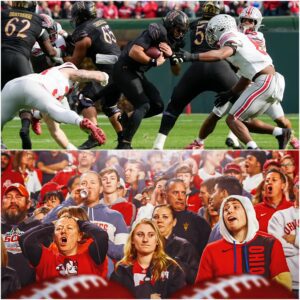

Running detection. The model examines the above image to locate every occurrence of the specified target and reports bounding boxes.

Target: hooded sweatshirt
[196,195,290,287]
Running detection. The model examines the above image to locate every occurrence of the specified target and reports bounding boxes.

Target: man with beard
[1,183,49,287]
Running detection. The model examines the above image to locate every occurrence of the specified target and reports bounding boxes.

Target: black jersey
[72,18,121,64]
[190,18,218,53]
[1,9,44,59]
[119,23,180,73]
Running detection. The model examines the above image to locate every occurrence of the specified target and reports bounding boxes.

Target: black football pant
[113,61,164,142]
[159,60,238,135]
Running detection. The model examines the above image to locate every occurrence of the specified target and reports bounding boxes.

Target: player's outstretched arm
[61,68,109,86]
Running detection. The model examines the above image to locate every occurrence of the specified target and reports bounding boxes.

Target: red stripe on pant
[234,75,272,119]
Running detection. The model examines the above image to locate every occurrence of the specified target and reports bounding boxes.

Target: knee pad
[102,105,121,118]
[77,93,95,114]
[19,110,32,120]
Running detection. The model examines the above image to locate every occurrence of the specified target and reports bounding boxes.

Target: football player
[153,1,239,150]
[30,14,77,150]
[1,1,62,149]
[1,62,108,147]
[63,1,122,149]
[180,14,291,150]
[225,6,299,149]
[113,9,189,149]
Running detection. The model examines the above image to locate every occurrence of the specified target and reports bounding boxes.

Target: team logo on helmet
[202,1,222,19]
[163,10,190,41]
[238,6,263,32]
[71,1,97,27]
[206,14,237,47]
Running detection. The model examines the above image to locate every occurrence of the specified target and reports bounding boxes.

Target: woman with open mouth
[19,213,108,281]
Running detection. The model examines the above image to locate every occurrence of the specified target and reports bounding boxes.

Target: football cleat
[116,141,132,149]
[289,137,299,149]
[78,136,100,150]
[225,137,244,149]
[79,118,106,147]
[184,140,204,150]
[276,128,291,149]
[31,117,42,135]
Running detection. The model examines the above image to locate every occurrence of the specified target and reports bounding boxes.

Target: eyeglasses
[281,163,293,167]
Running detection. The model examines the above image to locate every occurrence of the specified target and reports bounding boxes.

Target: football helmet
[163,10,190,41]
[71,1,97,27]
[40,14,58,43]
[238,6,263,32]
[206,14,237,47]
[202,1,222,19]
[11,1,37,12]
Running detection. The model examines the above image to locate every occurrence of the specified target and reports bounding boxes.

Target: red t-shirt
[36,245,104,281]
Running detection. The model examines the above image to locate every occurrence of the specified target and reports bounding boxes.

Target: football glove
[175,49,199,62]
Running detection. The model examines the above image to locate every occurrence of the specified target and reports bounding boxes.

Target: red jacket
[254,197,293,232]
[196,232,289,283]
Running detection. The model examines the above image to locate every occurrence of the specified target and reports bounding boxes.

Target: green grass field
[2,114,299,150]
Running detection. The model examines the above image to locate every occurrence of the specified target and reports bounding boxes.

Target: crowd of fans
[1,1,299,19]
[1,149,299,298]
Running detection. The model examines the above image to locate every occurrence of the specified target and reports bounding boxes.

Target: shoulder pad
[148,23,168,42]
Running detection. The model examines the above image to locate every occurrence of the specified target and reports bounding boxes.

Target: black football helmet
[201,1,222,19]
[163,10,189,42]
[71,1,97,27]
[11,1,37,12]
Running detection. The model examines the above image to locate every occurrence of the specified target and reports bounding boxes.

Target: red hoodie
[254,197,293,232]
[196,232,289,283]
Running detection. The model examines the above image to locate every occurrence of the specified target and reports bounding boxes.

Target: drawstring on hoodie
[233,241,237,274]
[242,243,250,273]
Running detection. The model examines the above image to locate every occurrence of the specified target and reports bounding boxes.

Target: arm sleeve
[78,220,108,265]
[195,246,214,283]
[107,216,129,261]
[167,265,186,297]
[268,213,298,257]
[19,223,55,267]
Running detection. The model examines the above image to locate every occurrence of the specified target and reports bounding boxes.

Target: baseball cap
[4,183,29,198]
[223,163,242,174]
[40,182,66,202]
[263,159,281,172]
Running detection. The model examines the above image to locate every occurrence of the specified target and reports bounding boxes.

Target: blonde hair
[116,219,179,281]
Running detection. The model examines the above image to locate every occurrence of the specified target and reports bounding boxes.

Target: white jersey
[27,63,78,101]
[244,30,266,51]
[219,31,272,80]
[268,206,299,290]
[32,34,66,57]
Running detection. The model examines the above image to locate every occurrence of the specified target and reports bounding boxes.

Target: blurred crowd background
[1,1,299,19]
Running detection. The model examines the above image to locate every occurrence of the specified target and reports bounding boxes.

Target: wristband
[191,53,199,62]
[148,58,157,67]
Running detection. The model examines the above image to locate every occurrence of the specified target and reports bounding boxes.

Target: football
[9,275,133,299]
[171,275,295,299]
[145,46,161,59]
